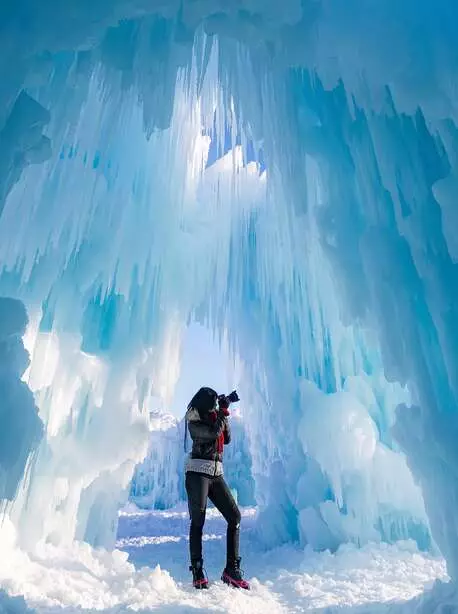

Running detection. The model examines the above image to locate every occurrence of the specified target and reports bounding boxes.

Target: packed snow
[0,504,449,614]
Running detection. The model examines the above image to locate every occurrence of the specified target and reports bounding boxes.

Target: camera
[219,390,239,406]
[227,390,239,404]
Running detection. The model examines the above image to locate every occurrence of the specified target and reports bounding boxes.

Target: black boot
[222,557,250,590]
[189,559,209,589]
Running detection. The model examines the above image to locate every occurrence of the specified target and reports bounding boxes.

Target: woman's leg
[185,471,210,562]
[208,475,241,564]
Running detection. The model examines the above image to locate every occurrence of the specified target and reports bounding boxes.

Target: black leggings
[185,471,241,564]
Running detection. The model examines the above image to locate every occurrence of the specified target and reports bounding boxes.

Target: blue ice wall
[0,298,43,502]
[0,0,457,577]
[212,31,458,562]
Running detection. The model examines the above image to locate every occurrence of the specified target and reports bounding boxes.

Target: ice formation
[0,298,42,503]
[0,0,457,597]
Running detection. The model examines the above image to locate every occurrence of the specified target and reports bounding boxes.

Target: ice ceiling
[2,0,458,581]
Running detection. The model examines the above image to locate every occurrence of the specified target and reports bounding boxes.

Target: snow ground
[0,504,453,613]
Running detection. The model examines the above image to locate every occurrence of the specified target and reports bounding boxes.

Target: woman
[184,386,250,590]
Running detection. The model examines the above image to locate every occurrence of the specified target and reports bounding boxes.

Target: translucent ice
[0,298,42,503]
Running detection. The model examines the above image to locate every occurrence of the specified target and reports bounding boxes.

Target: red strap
[209,410,226,454]
[217,432,224,454]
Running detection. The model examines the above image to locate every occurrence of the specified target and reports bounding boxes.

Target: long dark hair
[184,387,218,452]
[187,387,218,416]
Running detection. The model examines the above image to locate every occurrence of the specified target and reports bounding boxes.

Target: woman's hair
[184,387,218,452]
[187,387,218,416]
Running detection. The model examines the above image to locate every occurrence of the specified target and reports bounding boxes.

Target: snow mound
[0,507,448,614]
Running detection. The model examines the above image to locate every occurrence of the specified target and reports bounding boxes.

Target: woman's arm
[188,409,227,442]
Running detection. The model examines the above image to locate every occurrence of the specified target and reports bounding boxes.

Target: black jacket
[186,406,231,462]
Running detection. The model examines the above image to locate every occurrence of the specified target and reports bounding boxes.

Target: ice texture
[0,0,457,590]
[0,298,43,503]
[130,412,184,510]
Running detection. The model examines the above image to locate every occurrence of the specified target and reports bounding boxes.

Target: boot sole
[221,573,250,590]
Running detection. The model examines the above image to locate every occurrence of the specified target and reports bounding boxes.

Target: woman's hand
[218,395,231,415]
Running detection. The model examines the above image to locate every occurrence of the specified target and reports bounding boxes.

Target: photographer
[184,387,250,590]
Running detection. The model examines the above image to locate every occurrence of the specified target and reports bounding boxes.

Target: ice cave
[1,1,458,611]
